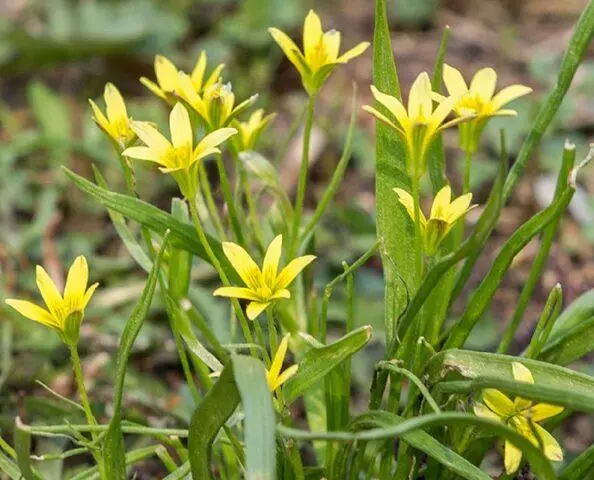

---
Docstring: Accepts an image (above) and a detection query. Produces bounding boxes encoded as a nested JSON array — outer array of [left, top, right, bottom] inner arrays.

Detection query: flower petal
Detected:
[[122, 146, 162, 164], [491, 85, 532, 111], [370, 85, 409, 130], [273, 364, 298, 391], [469, 67, 497, 101], [504, 440, 523, 474], [154, 55, 178, 92], [393, 188, 427, 227], [443, 64, 468, 97], [104, 83, 128, 124], [197, 128, 238, 153], [246, 301, 270, 320], [529, 403, 564, 423], [482, 389, 514, 417], [190, 51, 207, 90], [139, 77, 167, 101], [270, 289, 291, 300], [446, 193, 474, 223], [222, 242, 262, 290], [512, 362, 534, 384], [213, 286, 261, 301], [268, 333, 290, 387], [275, 255, 316, 290], [323, 30, 340, 63], [303, 10, 323, 58], [269, 28, 307, 75], [430, 185, 452, 221], [36, 265, 63, 316], [82, 283, 99, 308], [262, 235, 282, 287], [473, 402, 502, 422], [64, 256, 89, 307], [336, 42, 370, 63], [5, 299, 57, 328], [533, 423, 563, 462], [170, 103, 193, 150], [131, 121, 171, 155], [362, 105, 404, 135], [408, 72, 432, 121], [88, 99, 110, 133]]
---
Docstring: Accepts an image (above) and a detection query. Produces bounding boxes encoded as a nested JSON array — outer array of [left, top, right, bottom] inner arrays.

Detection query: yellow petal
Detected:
[[533, 423, 563, 462], [429, 94, 457, 132], [82, 283, 99, 308], [482, 389, 514, 417], [169, 103, 193, 150], [269, 28, 307, 75], [492, 109, 518, 117], [273, 364, 298, 391], [275, 255, 316, 290], [88, 99, 110, 133], [190, 51, 207, 90], [513, 395, 533, 412], [370, 85, 409, 130], [196, 128, 237, 153], [430, 185, 452, 221], [393, 188, 427, 227], [5, 299, 58, 328], [322, 30, 340, 63], [122, 146, 163, 164], [473, 402, 502, 422], [469, 67, 497, 101], [529, 403, 564, 422], [408, 72, 432, 120], [104, 83, 127, 124], [36, 266, 63, 316], [269, 333, 290, 382], [140, 77, 168, 102], [442, 64, 468, 97], [246, 301, 270, 320], [303, 10, 323, 58], [491, 84, 533, 111], [270, 289, 291, 300], [63, 256, 89, 308], [154, 55, 178, 92], [512, 362, 534, 384], [131, 121, 171, 155], [362, 105, 404, 135], [504, 440, 522, 474], [222, 242, 262, 291], [193, 147, 221, 163], [336, 42, 370, 63], [213, 286, 261, 301], [204, 64, 225, 90], [446, 193, 473, 224], [262, 235, 283, 287]]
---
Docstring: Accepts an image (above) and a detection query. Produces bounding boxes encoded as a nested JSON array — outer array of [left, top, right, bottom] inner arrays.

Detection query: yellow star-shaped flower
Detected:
[[269, 10, 369, 96], [214, 235, 315, 320], [474, 362, 564, 474], [394, 185, 475, 254], [5, 256, 98, 345], [266, 334, 298, 392], [232, 109, 276, 152], [88, 83, 135, 148], [434, 65, 533, 153]]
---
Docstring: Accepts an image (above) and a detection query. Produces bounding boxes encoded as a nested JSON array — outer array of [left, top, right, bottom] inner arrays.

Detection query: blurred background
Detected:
[[1, 0, 593, 477]]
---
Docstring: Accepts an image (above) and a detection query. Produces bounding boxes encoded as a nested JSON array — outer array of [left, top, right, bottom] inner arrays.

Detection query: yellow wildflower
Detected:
[[364, 73, 472, 178], [177, 74, 257, 130], [88, 83, 135, 148], [266, 334, 298, 391], [214, 235, 316, 320], [5, 256, 98, 345], [474, 362, 564, 474], [394, 185, 475, 254], [269, 10, 369, 96], [231, 109, 276, 152], [122, 103, 237, 198], [140, 52, 225, 104], [434, 65, 533, 153]]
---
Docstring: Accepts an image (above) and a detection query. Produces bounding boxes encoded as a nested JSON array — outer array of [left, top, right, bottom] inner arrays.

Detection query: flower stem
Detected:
[[411, 171, 423, 285], [289, 95, 316, 258], [463, 150, 473, 194], [253, 319, 271, 367], [266, 309, 279, 357]]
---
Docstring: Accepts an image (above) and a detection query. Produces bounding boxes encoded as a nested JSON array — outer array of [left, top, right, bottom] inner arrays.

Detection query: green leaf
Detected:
[[27, 81, 71, 144], [63, 167, 240, 283], [559, 443, 594, 480], [189, 363, 240, 479], [372, 0, 413, 348], [168, 198, 192, 299], [333, 411, 489, 480], [428, 349, 594, 412], [0, 449, 21, 480], [231, 355, 276, 480], [103, 233, 169, 480], [283, 326, 372, 403], [14, 418, 38, 480]]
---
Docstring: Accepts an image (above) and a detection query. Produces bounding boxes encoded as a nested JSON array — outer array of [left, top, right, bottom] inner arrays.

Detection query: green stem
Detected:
[[411, 172, 423, 285], [253, 319, 271, 366], [267, 309, 279, 358], [289, 96, 316, 257], [215, 153, 245, 244], [463, 150, 472, 194]]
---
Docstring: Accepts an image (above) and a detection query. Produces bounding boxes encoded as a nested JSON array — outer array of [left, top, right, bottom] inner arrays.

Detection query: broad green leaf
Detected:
[[559, 443, 594, 480], [332, 411, 489, 480], [283, 326, 372, 403], [103, 233, 169, 479], [372, 0, 413, 348], [189, 363, 240, 479], [63, 167, 240, 283], [428, 349, 594, 412], [232, 355, 276, 480]]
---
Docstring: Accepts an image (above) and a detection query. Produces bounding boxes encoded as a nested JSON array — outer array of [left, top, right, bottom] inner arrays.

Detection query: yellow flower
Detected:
[[266, 334, 298, 392], [177, 74, 257, 130], [364, 73, 471, 178], [5, 256, 98, 345], [269, 10, 370, 95], [474, 362, 564, 474], [88, 83, 135, 148], [434, 65, 533, 153], [214, 235, 316, 320], [140, 52, 225, 104], [122, 103, 237, 198], [393, 185, 475, 254], [231, 109, 276, 152]]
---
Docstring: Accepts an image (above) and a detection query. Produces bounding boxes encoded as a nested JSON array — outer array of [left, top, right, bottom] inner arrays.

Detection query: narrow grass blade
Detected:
[[559, 443, 594, 480], [0, 449, 21, 480], [14, 418, 38, 480]]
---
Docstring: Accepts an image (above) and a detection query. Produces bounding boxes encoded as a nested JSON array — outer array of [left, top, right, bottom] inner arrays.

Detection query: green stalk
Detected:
[[266, 309, 279, 358], [462, 150, 472, 194], [214, 152, 245, 244], [289, 96, 316, 257], [198, 162, 226, 240], [253, 318, 271, 366], [412, 170, 423, 284]]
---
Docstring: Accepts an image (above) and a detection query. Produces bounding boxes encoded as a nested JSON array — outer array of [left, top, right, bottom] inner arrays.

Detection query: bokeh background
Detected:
[[1, 0, 593, 477]]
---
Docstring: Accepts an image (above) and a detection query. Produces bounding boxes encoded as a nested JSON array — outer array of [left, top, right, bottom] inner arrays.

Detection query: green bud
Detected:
[[62, 310, 84, 346]]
